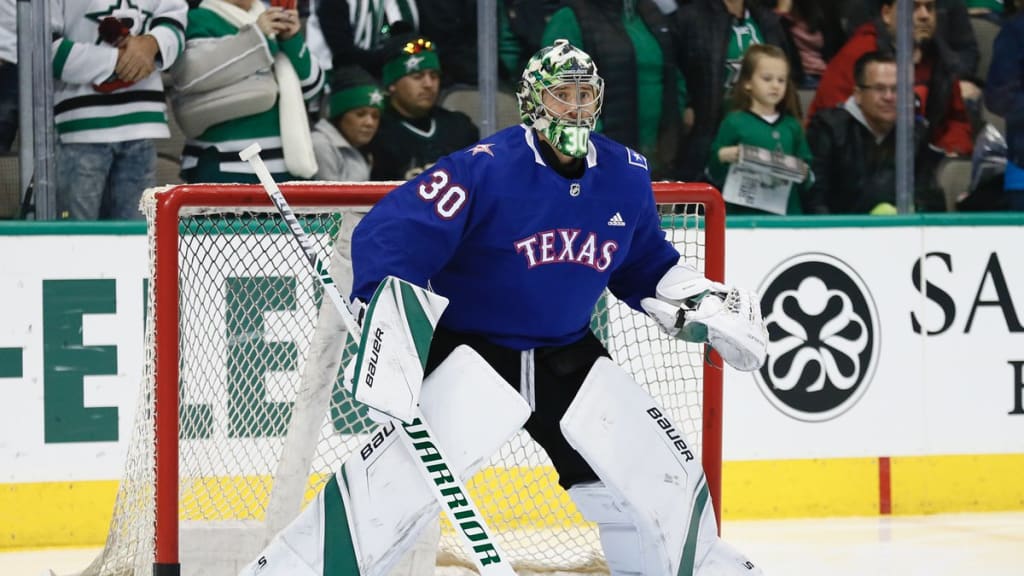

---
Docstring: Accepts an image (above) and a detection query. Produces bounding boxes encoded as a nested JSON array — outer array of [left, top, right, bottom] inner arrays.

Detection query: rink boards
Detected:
[[2, 214, 1024, 548]]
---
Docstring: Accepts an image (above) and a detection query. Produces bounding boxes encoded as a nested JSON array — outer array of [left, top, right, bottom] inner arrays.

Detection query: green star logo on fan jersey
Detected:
[[86, 0, 154, 40]]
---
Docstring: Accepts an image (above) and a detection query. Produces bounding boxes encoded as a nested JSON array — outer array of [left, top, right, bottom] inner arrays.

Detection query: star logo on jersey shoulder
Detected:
[[626, 148, 648, 170], [469, 143, 495, 157], [405, 55, 424, 73]]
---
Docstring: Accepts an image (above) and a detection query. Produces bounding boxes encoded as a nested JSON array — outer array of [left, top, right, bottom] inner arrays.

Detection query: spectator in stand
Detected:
[[842, 0, 982, 99], [312, 0, 419, 74], [365, 30, 479, 180], [0, 0, 16, 152], [303, 0, 334, 75], [805, 51, 946, 213], [774, 0, 846, 89], [392, 0, 564, 89], [373, 0, 555, 89], [417, 0, 479, 87], [984, 9, 1024, 209], [707, 44, 813, 215], [51, 0, 187, 220], [312, 65, 384, 182], [500, 0, 564, 80], [173, 0, 324, 183], [538, 0, 684, 179], [807, 0, 975, 157], [674, 0, 791, 181]]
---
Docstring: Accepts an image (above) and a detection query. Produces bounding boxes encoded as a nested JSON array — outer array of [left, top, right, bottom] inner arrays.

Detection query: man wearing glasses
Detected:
[[806, 0, 974, 158], [366, 30, 479, 181], [804, 51, 946, 213]]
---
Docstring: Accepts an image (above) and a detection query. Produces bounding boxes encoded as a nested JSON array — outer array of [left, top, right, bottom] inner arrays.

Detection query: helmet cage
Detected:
[[518, 40, 604, 158]]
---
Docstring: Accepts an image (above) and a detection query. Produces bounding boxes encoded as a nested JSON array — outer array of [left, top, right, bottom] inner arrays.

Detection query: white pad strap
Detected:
[[242, 346, 531, 576], [350, 276, 449, 423], [561, 358, 762, 576]]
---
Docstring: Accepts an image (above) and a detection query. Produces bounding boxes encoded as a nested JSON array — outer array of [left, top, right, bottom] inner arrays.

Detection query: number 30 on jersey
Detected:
[[418, 169, 467, 220]]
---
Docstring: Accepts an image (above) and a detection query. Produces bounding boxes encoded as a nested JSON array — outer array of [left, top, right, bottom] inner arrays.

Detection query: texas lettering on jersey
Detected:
[[351, 126, 682, 349], [514, 230, 619, 271]]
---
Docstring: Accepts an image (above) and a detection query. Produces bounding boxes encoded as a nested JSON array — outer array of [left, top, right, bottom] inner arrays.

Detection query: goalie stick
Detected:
[[239, 143, 517, 576]]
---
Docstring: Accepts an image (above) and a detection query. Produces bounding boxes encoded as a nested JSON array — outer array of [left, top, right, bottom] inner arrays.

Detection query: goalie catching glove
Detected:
[[641, 263, 768, 372]]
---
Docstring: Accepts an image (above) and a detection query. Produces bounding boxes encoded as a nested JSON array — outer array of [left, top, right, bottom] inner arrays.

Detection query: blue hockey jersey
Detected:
[[350, 125, 681, 350]]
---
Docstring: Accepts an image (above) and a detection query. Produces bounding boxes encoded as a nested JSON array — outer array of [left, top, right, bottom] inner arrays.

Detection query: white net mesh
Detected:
[[81, 183, 721, 576]]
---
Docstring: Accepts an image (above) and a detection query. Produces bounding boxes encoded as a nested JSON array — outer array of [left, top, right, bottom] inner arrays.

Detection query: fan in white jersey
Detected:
[[51, 0, 188, 219]]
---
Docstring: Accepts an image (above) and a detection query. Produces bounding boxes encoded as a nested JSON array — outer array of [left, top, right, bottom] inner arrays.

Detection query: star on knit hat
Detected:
[[404, 55, 424, 73], [380, 28, 441, 87], [327, 65, 386, 119]]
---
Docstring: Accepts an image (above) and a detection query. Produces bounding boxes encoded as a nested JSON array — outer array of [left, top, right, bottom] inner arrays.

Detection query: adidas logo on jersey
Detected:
[[608, 212, 626, 227]]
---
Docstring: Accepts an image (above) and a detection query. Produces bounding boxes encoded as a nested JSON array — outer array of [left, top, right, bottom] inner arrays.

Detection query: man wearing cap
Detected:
[[366, 33, 479, 181]]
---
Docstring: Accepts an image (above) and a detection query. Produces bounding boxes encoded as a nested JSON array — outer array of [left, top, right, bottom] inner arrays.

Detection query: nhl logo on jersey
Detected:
[[569, 182, 581, 197]]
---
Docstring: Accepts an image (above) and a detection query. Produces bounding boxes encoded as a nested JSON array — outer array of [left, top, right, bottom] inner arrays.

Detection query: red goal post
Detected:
[[85, 181, 725, 576]]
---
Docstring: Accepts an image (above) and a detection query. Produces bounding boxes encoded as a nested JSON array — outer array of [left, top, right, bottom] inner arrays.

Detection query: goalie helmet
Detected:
[[517, 39, 604, 158]]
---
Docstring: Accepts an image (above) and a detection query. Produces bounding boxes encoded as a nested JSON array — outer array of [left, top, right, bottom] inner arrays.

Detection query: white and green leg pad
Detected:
[[241, 345, 530, 576], [561, 358, 764, 576], [350, 276, 450, 424]]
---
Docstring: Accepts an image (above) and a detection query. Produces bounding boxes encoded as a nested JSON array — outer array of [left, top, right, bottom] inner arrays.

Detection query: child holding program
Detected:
[[707, 44, 813, 215]]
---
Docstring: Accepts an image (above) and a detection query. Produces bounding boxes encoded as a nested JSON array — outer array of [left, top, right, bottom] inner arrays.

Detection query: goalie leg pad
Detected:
[[698, 538, 765, 576], [560, 358, 762, 576], [351, 276, 449, 423], [568, 482, 649, 576], [242, 346, 531, 576]]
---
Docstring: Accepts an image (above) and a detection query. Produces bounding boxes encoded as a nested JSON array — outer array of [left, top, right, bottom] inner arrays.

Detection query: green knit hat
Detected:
[[328, 66, 386, 119], [380, 35, 441, 87]]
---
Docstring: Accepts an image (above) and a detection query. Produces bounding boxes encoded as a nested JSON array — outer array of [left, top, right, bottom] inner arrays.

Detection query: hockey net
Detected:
[[81, 182, 725, 576]]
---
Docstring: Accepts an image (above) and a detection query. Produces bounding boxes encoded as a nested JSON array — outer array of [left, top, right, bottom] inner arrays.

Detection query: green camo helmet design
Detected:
[[517, 39, 604, 158]]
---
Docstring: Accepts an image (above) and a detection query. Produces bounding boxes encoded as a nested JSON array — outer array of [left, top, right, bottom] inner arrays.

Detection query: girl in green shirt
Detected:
[[708, 44, 813, 215]]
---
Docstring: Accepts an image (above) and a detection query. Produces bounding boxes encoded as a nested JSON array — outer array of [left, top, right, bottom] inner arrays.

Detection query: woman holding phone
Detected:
[[170, 0, 325, 183]]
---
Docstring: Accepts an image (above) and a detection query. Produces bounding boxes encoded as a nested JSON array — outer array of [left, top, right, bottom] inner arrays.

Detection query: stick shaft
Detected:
[[240, 145, 516, 576], [243, 150, 361, 336]]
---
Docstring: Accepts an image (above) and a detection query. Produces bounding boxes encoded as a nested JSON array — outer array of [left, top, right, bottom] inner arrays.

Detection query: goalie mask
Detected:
[[517, 39, 604, 158]]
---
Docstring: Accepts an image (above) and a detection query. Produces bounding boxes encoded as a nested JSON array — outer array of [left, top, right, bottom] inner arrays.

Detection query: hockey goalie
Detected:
[[241, 39, 769, 576]]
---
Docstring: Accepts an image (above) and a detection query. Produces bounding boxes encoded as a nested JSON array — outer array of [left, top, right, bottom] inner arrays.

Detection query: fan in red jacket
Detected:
[[806, 0, 973, 156]]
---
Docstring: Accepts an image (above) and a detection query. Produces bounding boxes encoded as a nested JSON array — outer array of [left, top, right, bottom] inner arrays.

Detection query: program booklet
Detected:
[[735, 144, 808, 183]]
